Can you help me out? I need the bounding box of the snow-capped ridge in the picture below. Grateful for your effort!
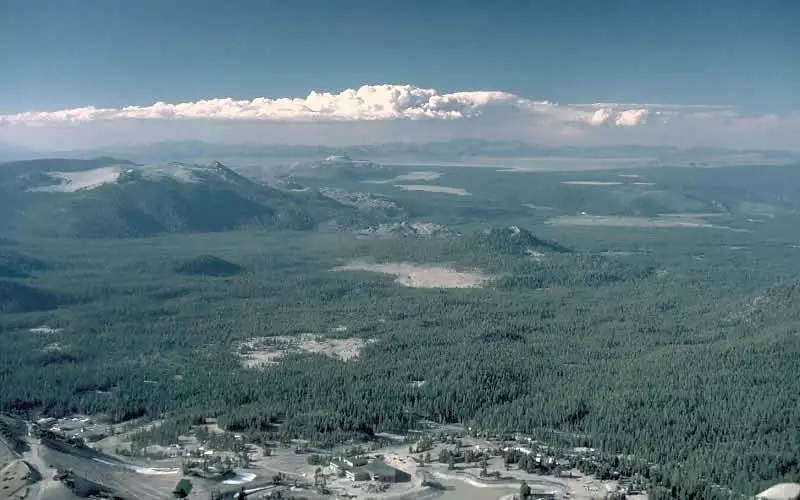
[25,160,245,192]
[126,160,243,184]
[28,166,125,192]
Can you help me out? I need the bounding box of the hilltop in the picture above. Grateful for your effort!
[0,158,396,238]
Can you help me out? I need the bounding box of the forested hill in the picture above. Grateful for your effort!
[1,161,800,498]
[0,157,399,238]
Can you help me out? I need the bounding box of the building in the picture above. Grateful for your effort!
[344,456,368,468]
[345,469,371,482]
[362,461,410,483]
[172,479,193,498]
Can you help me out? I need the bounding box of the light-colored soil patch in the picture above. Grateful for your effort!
[395,171,442,182]
[394,185,471,196]
[658,212,725,218]
[547,215,749,232]
[28,167,123,192]
[562,181,623,186]
[365,171,442,184]
[239,335,374,368]
[548,215,713,228]
[333,262,491,288]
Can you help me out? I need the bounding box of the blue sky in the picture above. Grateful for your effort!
[1,0,799,149]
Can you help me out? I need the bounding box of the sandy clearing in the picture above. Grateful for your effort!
[395,171,442,182]
[333,262,491,288]
[546,215,749,231]
[394,184,471,196]
[561,181,623,186]
[239,334,374,368]
[365,171,442,184]
[658,212,725,218]
[29,167,123,192]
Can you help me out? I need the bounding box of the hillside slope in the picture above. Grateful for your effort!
[0,158,388,238]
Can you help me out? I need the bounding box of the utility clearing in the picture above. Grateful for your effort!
[333,261,491,288]
[238,335,374,368]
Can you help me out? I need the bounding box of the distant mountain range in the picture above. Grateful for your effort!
[3,140,798,166]
[0,157,393,238]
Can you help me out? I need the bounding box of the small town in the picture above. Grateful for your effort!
[2,411,654,500]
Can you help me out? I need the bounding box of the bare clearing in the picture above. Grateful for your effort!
[561,181,623,186]
[333,261,491,288]
[658,212,725,218]
[239,334,374,368]
[364,171,442,184]
[28,167,123,192]
[394,184,471,196]
[547,215,749,232]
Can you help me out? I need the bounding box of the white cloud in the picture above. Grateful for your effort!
[3,84,795,151]
[590,108,613,126]
[0,84,651,128]
[615,108,649,127]
[1,85,522,124]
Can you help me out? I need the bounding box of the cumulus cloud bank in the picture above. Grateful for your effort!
[0,84,653,127]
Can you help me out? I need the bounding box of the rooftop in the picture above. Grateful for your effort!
[363,460,398,477]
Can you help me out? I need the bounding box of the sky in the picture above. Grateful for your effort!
[1,0,799,151]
